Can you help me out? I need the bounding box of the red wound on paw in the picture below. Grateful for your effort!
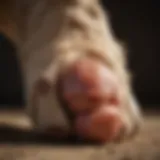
[61,58,124,143]
[75,106,123,143]
[62,58,122,113]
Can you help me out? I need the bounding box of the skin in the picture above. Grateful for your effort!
[75,106,123,143]
[61,57,125,143]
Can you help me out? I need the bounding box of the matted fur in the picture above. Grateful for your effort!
[0,0,142,139]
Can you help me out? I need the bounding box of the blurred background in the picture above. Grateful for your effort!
[0,1,159,109]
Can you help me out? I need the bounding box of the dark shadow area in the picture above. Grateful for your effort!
[0,35,24,107]
[0,126,101,146]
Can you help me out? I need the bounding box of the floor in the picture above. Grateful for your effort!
[0,108,159,160]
